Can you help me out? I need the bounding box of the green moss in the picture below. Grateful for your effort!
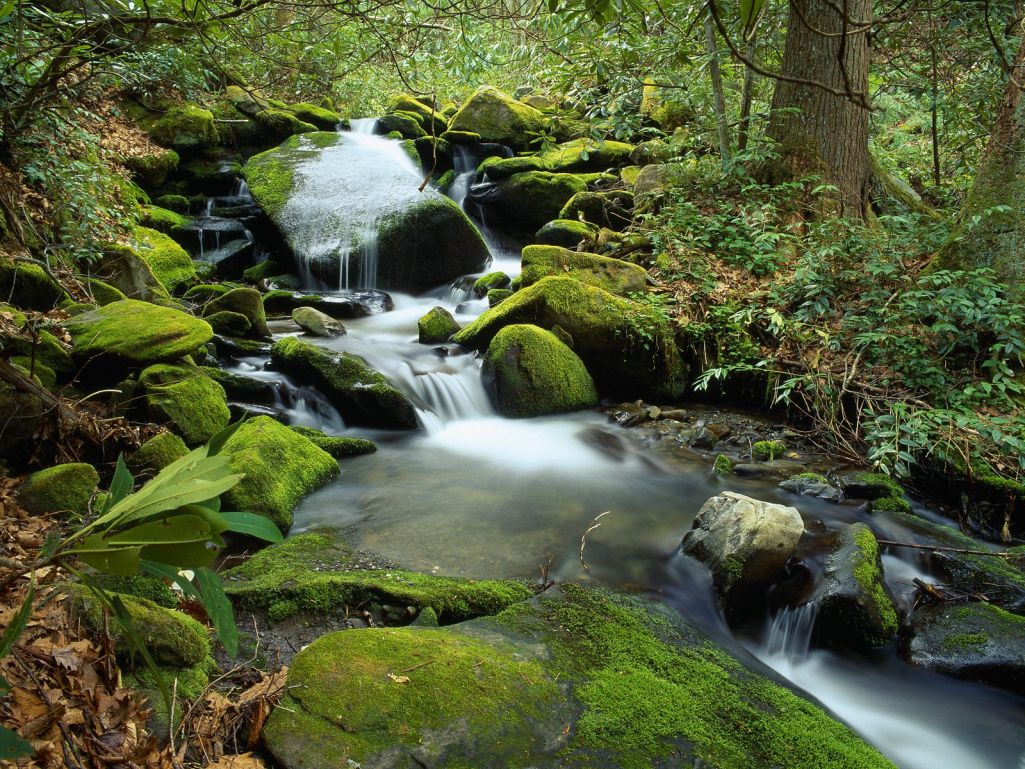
[941,632,989,650]
[472,271,511,296]
[183,283,229,303]
[287,426,377,458]
[752,440,786,461]
[447,85,548,149]
[253,109,318,144]
[10,356,56,389]
[153,194,190,213]
[850,472,912,513]
[127,656,216,703]
[241,147,297,219]
[129,431,189,473]
[94,574,177,608]
[203,287,270,338]
[389,94,448,134]
[713,454,733,476]
[139,362,231,445]
[5,328,73,378]
[81,277,127,306]
[69,585,210,667]
[487,288,513,306]
[794,472,829,483]
[0,261,67,310]
[490,171,589,233]
[149,105,219,151]
[518,244,648,296]
[440,129,481,144]
[850,524,899,642]
[478,155,552,179]
[286,102,342,130]
[482,324,598,418]
[205,310,251,337]
[263,626,557,767]
[242,259,283,283]
[125,150,180,188]
[221,416,339,533]
[534,218,596,248]
[17,463,99,518]
[376,112,426,139]
[454,276,684,399]
[434,169,456,193]
[496,584,894,769]
[559,189,634,229]
[539,138,634,173]
[133,226,196,292]
[223,529,533,622]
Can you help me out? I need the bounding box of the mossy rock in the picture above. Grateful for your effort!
[183,283,230,304]
[0,385,46,459]
[482,324,598,418]
[559,189,634,229]
[818,523,898,648]
[640,79,693,130]
[125,150,180,188]
[65,299,213,366]
[153,194,190,214]
[242,259,284,283]
[221,416,339,533]
[472,271,511,296]
[205,310,252,337]
[263,582,895,769]
[488,288,513,306]
[447,85,548,150]
[534,218,597,248]
[0,302,26,326]
[286,102,342,130]
[69,585,210,667]
[5,329,74,378]
[225,85,275,116]
[253,109,318,145]
[203,287,270,338]
[539,138,635,173]
[222,528,531,623]
[388,95,448,135]
[0,261,67,310]
[519,244,648,296]
[376,112,426,139]
[417,306,460,344]
[139,362,231,445]
[440,129,481,144]
[271,336,417,429]
[10,356,56,389]
[478,154,552,179]
[92,243,173,304]
[201,366,277,404]
[480,171,589,234]
[133,226,196,293]
[149,105,219,152]
[178,157,241,193]
[842,472,911,513]
[752,440,787,462]
[287,426,376,458]
[454,276,684,400]
[17,463,99,519]
[905,601,1025,691]
[94,574,178,608]
[128,431,189,473]
[81,277,127,306]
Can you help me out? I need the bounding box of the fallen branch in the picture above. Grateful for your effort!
[878,539,1016,558]
[579,511,611,574]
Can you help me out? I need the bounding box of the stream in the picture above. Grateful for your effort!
[224,124,1025,769]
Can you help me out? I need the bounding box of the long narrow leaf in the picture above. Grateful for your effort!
[107,515,214,546]
[139,561,202,602]
[207,418,245,456]
[103,455,134,515]
[221,512,283,543]
[0,725,33,760]
[195,568,238,657]
[0,578,34,658]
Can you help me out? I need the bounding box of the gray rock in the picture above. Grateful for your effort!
[607,401,648,427]
[682,492,804,598]
[732,460,807,479]
[292,306,346,337]
[779,474,842,502]
[690,422,731,449]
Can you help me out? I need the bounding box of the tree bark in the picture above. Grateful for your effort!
[763,0,871,218]
[934,38,1025,300]
[704,6,732,167]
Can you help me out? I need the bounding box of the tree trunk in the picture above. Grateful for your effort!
[704,7,732,167]
[934,38,1025,299]
[763,0,871,218]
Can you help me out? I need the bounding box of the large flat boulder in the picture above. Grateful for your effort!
[519,244,648,296]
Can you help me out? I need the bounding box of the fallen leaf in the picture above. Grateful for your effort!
[387,674,411,684]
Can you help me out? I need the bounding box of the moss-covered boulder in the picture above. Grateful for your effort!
[454,276,684,399]
[904,601,1025,691]
[92,244,172,304]
[440,129,481,144]
[417,306,460,344]
[253,109,318,145]
[223,528,530,623]
[478,155,552,179]
[559,189,634,229]
[818,523,898,648]
[149,105,219,152]
[473,171,588,234]
[183,283,229,304]
[132,226,196,293]
[0,384,46,459]
[376,112,426,139]
[389,95,448,135]
[203,287,271,338]
[472,271,511,296]
[65,299,213,366]
[221,416,339,532]
[534,218,597,248]
[271,337,417,429]
[205,310,251,337]
[125,149,180,188]
[17,463,99,518]
[488,288,513,306]
[519,244,647,296]
[128,431,189,473]
[139,362,231,445]
[154,193,190,213]
[263,583,895,769]
[447,85,548,150]
[243,134,489,291]
[287,102,342,130]
[0,261,66,310]
[287,426,376,459]
[139,206,187,234]
[482,324,598,418]
[539,138,635,173]
[841,472,911,513]
[5,329,74,379]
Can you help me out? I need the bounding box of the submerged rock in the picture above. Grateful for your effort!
[818,523,899,648]
[682,491,804,601]
[271,336,417,429]
[261,583,895,769]
[242,132,489,292]
[518,245,648,296]
[262,289,393,319]
[905,601,1025,692]
[482,324,598,418]
[453,276,685,400]
[221,416,339,533]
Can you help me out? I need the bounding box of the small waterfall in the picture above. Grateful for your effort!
[447,145,478,209]
[763,604,818,664]
[273,383,346,432]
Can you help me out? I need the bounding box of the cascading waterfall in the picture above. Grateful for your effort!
[762,603,818,664]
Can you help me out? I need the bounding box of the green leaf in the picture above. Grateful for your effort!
[195,567,238,657]
[140,538,221,569]
[221,512,283,543]
[140,561,202,602]
[0,579,34,658]
[77,542,142,576]
[108,515,214,546]
[0,725,33,760]
[103,455,134,514]
[207,418,245,457]
[106,592,171,709]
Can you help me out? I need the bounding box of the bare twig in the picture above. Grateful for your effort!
[579,511,611,574]
[878,539,1016,558]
